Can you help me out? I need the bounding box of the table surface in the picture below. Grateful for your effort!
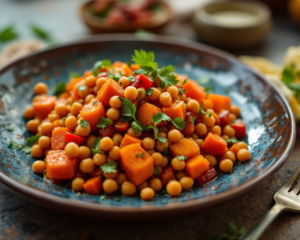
[1,1,300,239]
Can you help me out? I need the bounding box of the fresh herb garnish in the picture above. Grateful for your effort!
[178,88,186,95]
[226,138,239,143]
[147,112,170,143]
[204,222,247,240]
[69,71,80,78]
[92,60,111,76]
[282,67,296,84]
[154,166,159,176]
[200,105,212,117]
[100,195,106,200]
[287,82,300,97]
[53,82,66,96]
[121,98,144,134]
[0,26,18,42]
[6,127,14,132]
[70,102,74,106]
[9,140,20,149]
[115,198,120,202]
[91,137,104,154]
[80,119,88,127]
[26,134,41,146]
[107,71,122,81]
[31,25,52,41]
[172,117,186,130]
[22,146,32,154]
[126,61,132,68]
[93,100,97,105]
[100,161,117,173]
[177,155,187,160]
[128,75,135,82]
[77,85,87,91]
[97,117,110,129]
[146,88,154,96]
[61,117,66,120]
[181,79,187,86]
[204,86,215,93]
[190,116,196,125]
[157,65,178,88]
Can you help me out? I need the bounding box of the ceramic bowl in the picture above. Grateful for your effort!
[192,1,272,49]
[0,34,295,219]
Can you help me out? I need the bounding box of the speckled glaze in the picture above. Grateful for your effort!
[0,35,295,219]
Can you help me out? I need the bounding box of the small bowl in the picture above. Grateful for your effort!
[79,1,173,34]
[192,1,272,49]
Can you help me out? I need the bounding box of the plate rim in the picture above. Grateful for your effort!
[0,34,296,218]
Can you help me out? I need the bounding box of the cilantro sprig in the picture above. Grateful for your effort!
[121,98,144,134]
[177,155,187,161]
[0,26,18,42]
[80,119,88,127]
[200,105,212,117]
[100,161,117,173]
[107,71,122,81]
[10,134,42,154]
[226,138,239,144]
[91,137,104,154]
[54,82,66,96]
[92,60,111,76]
[9,140,20,150]
[97,117,110,129]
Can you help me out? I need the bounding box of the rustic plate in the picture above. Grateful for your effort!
[0,34,295,219]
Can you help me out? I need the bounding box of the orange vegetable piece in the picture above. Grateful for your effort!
[84,70,92,77]
[160,165,175,186]
[80,100,105,130]
[52,119,60,128]
[229,143,239,155]
[212,113,221,126]
[97,78,124,106]
[120,134,142,148]
[185,155,209,179]
[162,101,186,120]
[131,63,140,71]
[112,61,125,69]
[83,176,102,194]
[120,143,154,185]
[51,127,71,150]
[72,80,86,100]
[201,132,227,155]
[137,103,162,126]
[182,80,206,103]
[46,150,78,179]
[169,138,200,158]
[66,77,83,92]
[207,94,231,113]
[32,95,56,120]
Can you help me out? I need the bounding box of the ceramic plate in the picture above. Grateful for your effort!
[0,35,295,218]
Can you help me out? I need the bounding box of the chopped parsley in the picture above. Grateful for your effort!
[21,134,42,154]
[177,155,187,160]
[96,117,110,129]
[190,116,196,125]
[107,71,122,81]
[100,161,117,173]
[226,138,239,143]
[200,105,212,117]
[91,137,103,154]
[53,82,66,96]
[30,25,52,41]
[61,117,66,120]
[154,166,159,176]
[6,127,14,132]
[121,98,144,134]
[92,60,111,76]
[128,75,135,82]
[178,88,186,95]
[146,88,154,96]
[172,117,186,130]
[93,100,97,105]
[80,119,88,127]
[77,85,87,91]
[147,112,170,143]
[0,26,18,42]
[100,195,106,200]
[9,140,20,149]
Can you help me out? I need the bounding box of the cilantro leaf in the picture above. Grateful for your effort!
[22,146,32,154]
[31,25,52,41]
[157,136,167,143]
[54,82,66,96]
[9,140,20,149]
[126,61,132,68]
[178,88,186,95]
[80,119,88,127]
[181,79,187,86]
[92,149,104,154]
[128,76,135,82]
[282,67,296,84]
[91,137,104,154]
[287,82,300,97]
[177,155,187,160]
[151,112,171,125]
[92,60,111,76]
[69,71,80,78]
[121,98,136,118]
[172,117,186,130]
[146,88,154,96]
[200,105,212,117]
[190,116,196,125]
[133,68,150,75]
[131,121,144,134]
[107,71,122,81]
[204,85,215,93]
[26,134,41,146]
[226,138,239,143]
[77,85,87,91]
[97,117,110,129]
[100,161,117,173]
[0,26,18,42]
[157,65,178,88]
[100,195,106,200]
[154,166,159,176]
[131,49,157,70]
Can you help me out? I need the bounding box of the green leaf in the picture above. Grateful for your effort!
[181,79,187,86]
[158,65,178,87]
[0,26,18,42]
[154,166,159,176]
[31,25,51,41]
[6,127,14,132]
[120,116,133,122]
[91,137,101,150]
[150,69,158,80]
[172,118,186,130]
[190,116,196,125]
[70,102,74,106]
[226,138,239,143]
[61,117,66,120]
[131,121,144,134]
[97,117,110,129]
[92,149,104,154]
[178,88,186,95]
[287,82,300,97]
[80,119,88,127]
[200,105,212,117]
[282,68,296,84]
[126,61,132,68]
[131,49,157,70]
[107,71,122,81]
[151,112,171,126]
[115,197,120,202]
[9,140,20,149]
[69,71,80,78]
[22,146,32,154]
[121,98,136,118]
[100,161,117,173]
[204,85,215,93]
[146,88,154,96]
[177,155,187,160]
[157,136,167,143]
[53,82,66,96]
[128,75,135,82]
[92,60,111,76]
[77,85,87,91]
[100,195,106,200]
[134,68,150,75]
[197,76,211,84]
[26,134,41,146]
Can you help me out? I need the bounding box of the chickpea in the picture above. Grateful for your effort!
[195,139,203,148]
[168,129,181,142]
[75,123,91,137]
[124,86,138,100]
[149,178,162,192]
[187,100,200,114]
[116,173,127,185]
[106,108,120,121]
[34,82,48,95]
[87,135,97,148]
[121,181,137,196]
[31,145,44,158]
[152,152,163,166]
[96,77,108,89]
[85,94,95,104]
[161,156,168,168]
[220,151,236,163]
[142,137,155,150]
[140,187,155,200]
[70,102,82,116]
[48,113,60,123]
[103,179,118,194]
[203,115,215,128]
[210,125,221,135]
[40,122,54,134]
[159,92,172,107]
[109,96,122,108]
[166,181,182,197]
[219,159,233,173]
[79,158,95,173]
[229,113,237,122]
[78,146,91,160]
[176,171,188,180]
[72,177,85,191]
[237,142,248,150]
[230,105,241,117]
[149,88,161,101]
[103,168,119,179]
[179,177,194,190]
[64,116,77,129]
[78,85,90,99]
[112,133,123,146]
[171,157,186,171]
[38,136,51,149]
[55,104,69,117]
[109,146,120,160]
[100,137,114,152]
[65,142,79,158]
[205,155,217,167]
[93,86,99,94]
[23,107,34,120]
[26,119,40,133]
[196,123,207,136]
[167,86,179,98]
[85,75,97,88]
[237,149,251,162]
[223,125,235,138]
[32,160,46,173]
[155,139,168,152]
[118,76,130,88]
[127,127,142,137]
[93,153,106,166]
[221,135,229,141]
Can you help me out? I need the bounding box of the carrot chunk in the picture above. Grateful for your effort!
[137,103,162,126]
[162,101,186,120]
[207,94,231,113]
[120,143,154,185]
[120,134,142,148]
[46,150,78,179]
[97,79,124,106]
[185,155,209,179]
[201,132,227,155]
[160,165,175,186]
[83,176,102,194]
[169,138,200,158]
[182,80,206,103]
[229,143,239,155]
[51,127,71,150]
[80,100,105,130]
[32,95,56,119]
[66,77,84,92]
[72,80,86,100]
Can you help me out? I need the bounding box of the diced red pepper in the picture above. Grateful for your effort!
[114,119,130,132]
[99,125,115,138]
[219,110,230,126]
[65,132,86,146]
[132,74,152,90]
[159,165,175,186]
[231,119,246,138]
[197,166,218,185]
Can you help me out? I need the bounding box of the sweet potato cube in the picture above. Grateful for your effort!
[83,176,102,194]
[97,78,124,106]
[207,94,231,113]
[201,132,227,155]
[182,80,206,103]
[120,134,142,148]
[169,138,200,158]
[80,100,105,130]
[32,95,56,120]
[185,155,209,179]
[51,127,71,150]
[160,165,176,186]
[162,101,186,120]
[137,103,162,126]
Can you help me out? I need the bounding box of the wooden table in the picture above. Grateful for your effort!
[1,1,300,239]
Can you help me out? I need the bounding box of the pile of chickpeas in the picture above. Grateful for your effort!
[24,70,251,200]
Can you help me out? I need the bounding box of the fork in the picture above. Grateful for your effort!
[242,165,300,240]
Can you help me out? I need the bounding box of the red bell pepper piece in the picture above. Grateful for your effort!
[114,119,130,132]
[219,110,230,126]
[99,125,115,138]
[231,119,246,138]
[159,165,175,186]
[132,74,152,90]
[65,132,86,146]
[197,166,218,185]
